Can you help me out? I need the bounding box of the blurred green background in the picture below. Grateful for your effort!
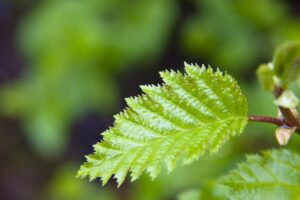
[1,0,300,199]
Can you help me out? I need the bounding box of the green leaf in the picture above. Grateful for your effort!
[256,63,275,91]
[77,63,248,187]
[273,41,300,88]
[220,149,300,200]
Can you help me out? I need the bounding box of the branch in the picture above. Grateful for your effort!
[247,87,300,135]
[273,86,300,133]
[248,114,300,134]
[248,115,285,126]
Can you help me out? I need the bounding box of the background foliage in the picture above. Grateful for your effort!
[1,0,300,199]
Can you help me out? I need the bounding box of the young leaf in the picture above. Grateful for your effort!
[273,41,300,88]
[77,63,248,187]
[220,149,300,200]
[256,63,275,91]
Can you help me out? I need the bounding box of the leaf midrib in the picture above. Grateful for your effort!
[101,116,246,162]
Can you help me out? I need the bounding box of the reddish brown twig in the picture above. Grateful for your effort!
[248,115,285,126]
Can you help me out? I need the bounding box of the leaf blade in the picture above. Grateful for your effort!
[220,149,300,200]
[77,63,248,186]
